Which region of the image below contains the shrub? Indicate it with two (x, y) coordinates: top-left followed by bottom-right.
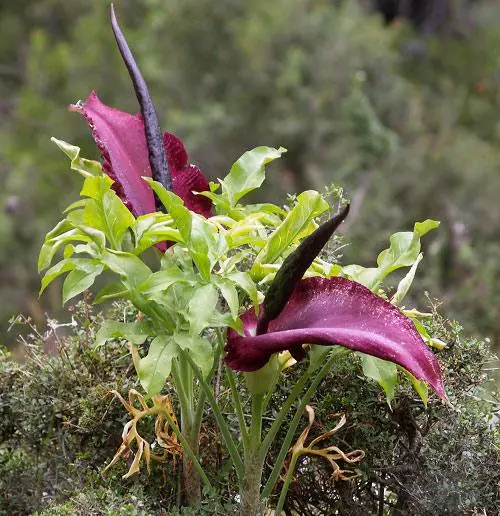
(1, 300), (497, 514)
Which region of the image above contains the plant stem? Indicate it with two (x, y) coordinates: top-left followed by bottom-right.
(260, 367), (311, 460)
(262, 349), (349, 500)
(273, 451), (300, 515)
(171, 360), (192, 430)
(215, 328), (250, 448)
(240, 394), (265, 516)
(249, 394), (264, 450)
(227, 368), (250, 449)
(240, 449), (264, 516)
(190, 389), (206, 444)
(175, 352), (201, 505)
(190, 332), (223, 443)
(181, 349), (245, 481)
(181, 424), (201, 506)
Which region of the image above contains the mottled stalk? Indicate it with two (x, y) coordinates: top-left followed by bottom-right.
(110, 4), (171, 196)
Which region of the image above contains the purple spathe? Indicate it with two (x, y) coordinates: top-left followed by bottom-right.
(226, 276), (445, 399)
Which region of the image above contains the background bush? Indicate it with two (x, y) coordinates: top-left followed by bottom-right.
(1, 0), (500, 353)
(1, 300), (497, 514)
(1, 0), (499, 514)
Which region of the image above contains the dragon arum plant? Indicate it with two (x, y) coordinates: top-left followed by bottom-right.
(38, 4), (447, 514)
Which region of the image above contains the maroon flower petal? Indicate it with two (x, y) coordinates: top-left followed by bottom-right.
(165, 133), (213, 218)
(70, 91), (155, 216)
(226, 277), (445, 399)
(71, 92), (212, 218)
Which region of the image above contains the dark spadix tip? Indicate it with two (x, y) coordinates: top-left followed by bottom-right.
(257, 203), (350, 334)
(110, 3), (171, 196)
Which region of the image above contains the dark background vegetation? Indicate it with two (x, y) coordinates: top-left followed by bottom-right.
(1, 0), (500, 352)
(0, 0), (499, 514)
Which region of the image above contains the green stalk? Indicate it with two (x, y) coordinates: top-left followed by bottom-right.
(179, 353), (194, 409)
(190, 334), (222, 443)
(181, 349), (245, 481)
(171, 360), (192, 429)
(262, 349), (349, 500)
(240, 449), (265, 516)
(190, 389), (206, 444)
(227, 367), (250, 448)
(215, 328), (250, 448)
(240, 394), (265, 516)
(175, 352), (200, 505)
(273, 451), (300, 515)
(249, 394), (264, 450)
(261, 365), (282, 414)
(260, 367), (311, 459)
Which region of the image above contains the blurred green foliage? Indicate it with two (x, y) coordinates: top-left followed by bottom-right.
(1, 0), (499, 350)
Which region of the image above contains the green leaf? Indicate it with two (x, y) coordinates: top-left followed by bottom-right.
(255, 190), (329, 265)
(45, 220), (75, 240)
(62, 265), (103, 304)
(63, 244), (74, 259)
(186, 284), (219, 335)
(39, 228), (93, 271)
(403, 369), (429, 407)
(145, 180), (191, 242)
(138, 267), (195, 295)
(414, 219), (440, 236)
(64, 199), (89, 213)
(341, 264), (379, 288)
(212, 276), (239, 320)
(39, 242), (61, 272)
(249, 262), (280, 282)
(220, 146), (286, 206)
(146, 181), (221, 279)
(40, 260), (76, 294)
(148, 283), (195, 328)
(225, 214), (266, 249)
(226, 271), (260, 315)
(161, 246), (194, 273)
(377, 220), (439, 273)
(94, 282), (129, 304)
(361, 354), (398, 405)
(197, 190), (231, 213)
(189, 217), (222, 280)
(94, 320), (152, 347)
(132, 213), (181, 253)
(80, 175), (113, 199)
(310, 259), (342, 278)
(51, 137), (103, 177)
(102, 190), (135, 243)
(101, 250), (152, 288)
(134, 228), (182, 254)
(412, 318), (432, 343)
(82, 186), (134, 249)
(174, 333), (213, 379)
(76, 225), (106, 249)
(391, 253), (423, 306)
(220, 251), (248, 274)
(40, 258), (101, 294)
(343, 220), (439, 290)
(137, 335), (178, 395)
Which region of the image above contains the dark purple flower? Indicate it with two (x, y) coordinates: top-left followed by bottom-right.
(225, 205), (445, 399)
(70, 92), (212, 219)
(70, 4), (212, 219)
(226, 276), (445, 399)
